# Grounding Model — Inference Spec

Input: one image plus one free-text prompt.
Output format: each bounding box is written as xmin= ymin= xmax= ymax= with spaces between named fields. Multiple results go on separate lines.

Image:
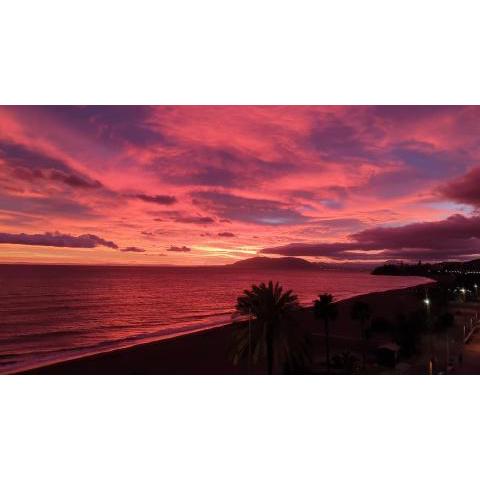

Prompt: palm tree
xmin=313 ymin=294 xmax=338 ymax=373
xmin=230 ymin=281 xmax=310 ymax=374
xmin=350 ymin=301 xmax=371 ymax=370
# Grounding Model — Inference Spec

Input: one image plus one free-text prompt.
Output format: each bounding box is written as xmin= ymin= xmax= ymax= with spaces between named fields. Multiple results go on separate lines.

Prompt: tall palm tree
xmin=313 ymin=294 xmax=338 ymax=373
xmin=230 ymin=281 xmax=310 ymax=374
xmin=350 ymin=300 xmax=371 ymax=370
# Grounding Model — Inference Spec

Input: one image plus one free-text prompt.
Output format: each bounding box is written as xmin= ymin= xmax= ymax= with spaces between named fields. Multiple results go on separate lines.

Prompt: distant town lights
xmin=460 ymin=288 xmax=466 ymax=293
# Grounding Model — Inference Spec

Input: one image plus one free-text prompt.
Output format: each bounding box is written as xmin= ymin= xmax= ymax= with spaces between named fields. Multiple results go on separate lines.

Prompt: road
xmin=457 ymin=327 xmax=480 ymax=374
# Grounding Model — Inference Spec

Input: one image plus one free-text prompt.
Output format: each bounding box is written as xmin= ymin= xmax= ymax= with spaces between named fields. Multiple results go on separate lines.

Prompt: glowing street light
xmin=423 ymin=297 xmax=432 ymax=374
xmin=424 ymin=297 xmax=431 ymax=318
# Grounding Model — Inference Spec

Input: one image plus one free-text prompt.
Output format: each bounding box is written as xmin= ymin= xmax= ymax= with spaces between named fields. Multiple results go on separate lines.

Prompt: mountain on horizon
xmin=230 ymin=256 xmax=322 ymax=270
xmin=234 ymin=256 xmax=480 ymax=275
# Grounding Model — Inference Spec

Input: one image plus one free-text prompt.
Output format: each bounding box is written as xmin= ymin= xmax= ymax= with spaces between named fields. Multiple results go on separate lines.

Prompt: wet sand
xmin=20 ymin=283 xmax=434 ymax=374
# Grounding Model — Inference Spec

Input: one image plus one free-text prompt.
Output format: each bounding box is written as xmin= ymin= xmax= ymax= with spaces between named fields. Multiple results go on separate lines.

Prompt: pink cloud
xmin=1 ymin=106 xmax=480 ymax=264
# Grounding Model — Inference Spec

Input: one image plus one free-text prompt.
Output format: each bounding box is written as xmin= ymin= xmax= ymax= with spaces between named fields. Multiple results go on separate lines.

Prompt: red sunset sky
xmin=1 ymin=105 xmax=480 ymax=265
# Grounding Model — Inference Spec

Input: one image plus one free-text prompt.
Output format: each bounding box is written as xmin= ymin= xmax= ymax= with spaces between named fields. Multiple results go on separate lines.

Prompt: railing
xmin=464 ymin=324 xmax=479 ymax=343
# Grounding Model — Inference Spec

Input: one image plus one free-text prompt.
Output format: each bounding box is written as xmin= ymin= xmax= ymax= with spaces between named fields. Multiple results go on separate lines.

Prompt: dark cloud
xmin=0 ymin=231 xmax=118 ymax=249
xmin=134 ymin=194 xmax=177 ymax=205
xmin=440 ymin=166 xmax=480 ymax=208
xmin=174 ymin=215 xmax=215 ymax=224
xmin=167 ymin=245 xmax=191 ymax=252
xmin=262 ymin=242 xmax=362 ymax=258
xmin=155 ymin=212 xmax=215 ymax=224
xmin=1 ymin=141 xmax=104 ymax=193
xmin=150 ymin=147 xmax=296 ymax=188
xmin=0 ymin=140 xmax=68 ymax=171
xmin=350 ymin=214 xmax=480 ymax=250
xmin=192 ymin=191 xmax=308 ymax=225
xmin=32 ymin=106 xmax=167 ymax=148
xmin=0 ymin=194 xmax=97 ymax=219
xmin=309 ymin=118 xmax=371 ymax=159
xmin=121 ymin=246 xmax=146 ymax=252
xmin=371 ymin=105 xmax=464 ymax=124
xmin=218 ymin=232 xmax=235 ymax=237
xmin=189 ymin=166 xmax=238 ymax=187
xmin=8 ymin=165 xmax=103 ymax=191
xmin=48 ymin=170 xmax=103 ymax=189
xmin=262 ymin=214 xmax=480 ymax=261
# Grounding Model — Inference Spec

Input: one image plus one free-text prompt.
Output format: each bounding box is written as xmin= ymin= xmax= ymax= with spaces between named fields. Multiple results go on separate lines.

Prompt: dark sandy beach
xmin=20 ymin=282 xmax=434 ymax=374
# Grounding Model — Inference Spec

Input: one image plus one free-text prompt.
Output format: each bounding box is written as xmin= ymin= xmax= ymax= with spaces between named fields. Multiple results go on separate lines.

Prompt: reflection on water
xmin=0 ymin=264 xmax=430 ymax=373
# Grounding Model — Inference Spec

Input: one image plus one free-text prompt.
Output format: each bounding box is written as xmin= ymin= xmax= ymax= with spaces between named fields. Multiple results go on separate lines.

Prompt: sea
xmin=0 ymin=264 xmax=431 ymax=373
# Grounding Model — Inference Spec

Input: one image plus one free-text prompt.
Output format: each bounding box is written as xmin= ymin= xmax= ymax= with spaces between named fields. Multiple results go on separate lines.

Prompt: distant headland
xmin=230 ymin=256 xmax=322 ymax=270
xmin=372 ymin=259 xmax=480 ymax=277
xmin=229 ymin=256 xmax=369 ymax=271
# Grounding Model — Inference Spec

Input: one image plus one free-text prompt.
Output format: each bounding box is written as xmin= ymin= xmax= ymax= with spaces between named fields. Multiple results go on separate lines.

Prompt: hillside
xmin=372 ymin=258 xmax=480 ymax=276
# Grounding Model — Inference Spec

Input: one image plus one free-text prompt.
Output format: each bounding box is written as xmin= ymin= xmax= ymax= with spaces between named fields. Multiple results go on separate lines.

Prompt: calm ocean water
xmin=0 ymin=264 xmax=431 ymax=373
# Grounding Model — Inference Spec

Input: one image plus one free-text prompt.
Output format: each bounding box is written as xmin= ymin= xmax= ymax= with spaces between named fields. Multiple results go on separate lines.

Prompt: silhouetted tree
xmin=394 ymin=311 xmax=426 ymax=357
xmin=230 ymin=281 xmax=310 ymax=374
xmin=350 ymin=300 xmax=371 ymax=370
xmin=313 ymin=294 xmax=338 ymax=373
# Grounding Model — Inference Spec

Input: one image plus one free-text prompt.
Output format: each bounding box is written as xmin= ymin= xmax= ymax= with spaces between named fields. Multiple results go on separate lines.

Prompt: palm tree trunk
xmin=428 ymin=331 xmax=434 ymax=375
xmin=266 ymin=327 xmax=274 ymax=374
xmin=445 ymin=332 xmax=449 ymax=374
xmin=325 ymin=318 xmax=330 ymax=373
xmin=361 ymin=319 xmax=366 ymax=371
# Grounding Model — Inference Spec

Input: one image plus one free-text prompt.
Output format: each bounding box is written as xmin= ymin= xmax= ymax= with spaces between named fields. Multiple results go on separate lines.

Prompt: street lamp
xmin=423 ymin=297 xmax=433 ymax=374
xmin=423 ymin=297 xmax=431 ymax=315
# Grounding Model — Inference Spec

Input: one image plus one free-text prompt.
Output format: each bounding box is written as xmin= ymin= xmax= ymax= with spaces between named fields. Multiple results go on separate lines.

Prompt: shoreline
xmin=18 ymin=279 xmax=435 ymax=374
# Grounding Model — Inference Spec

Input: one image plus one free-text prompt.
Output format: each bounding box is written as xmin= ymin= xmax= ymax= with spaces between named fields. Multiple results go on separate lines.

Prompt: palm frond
xmin=229 ymin=281 xmax=310 ymax=373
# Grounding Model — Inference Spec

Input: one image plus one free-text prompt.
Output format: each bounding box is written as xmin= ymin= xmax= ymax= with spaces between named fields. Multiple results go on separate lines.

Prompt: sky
xmin=1 ymin=105 xmax=480 ymax=265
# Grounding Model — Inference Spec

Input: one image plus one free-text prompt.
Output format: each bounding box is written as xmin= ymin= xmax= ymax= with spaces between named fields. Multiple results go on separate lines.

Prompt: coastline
xmin=19 ymin=279 xmax=435 ymax=374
